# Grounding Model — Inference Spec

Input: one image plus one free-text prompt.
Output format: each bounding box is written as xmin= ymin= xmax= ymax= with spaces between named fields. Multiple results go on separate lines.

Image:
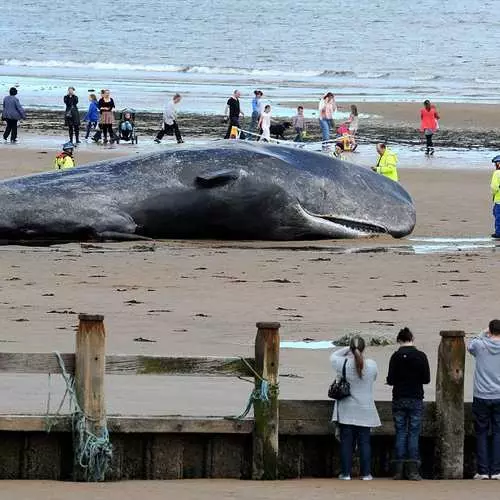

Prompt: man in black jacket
xmin=387 ymin=327 xmax=430 ymax=481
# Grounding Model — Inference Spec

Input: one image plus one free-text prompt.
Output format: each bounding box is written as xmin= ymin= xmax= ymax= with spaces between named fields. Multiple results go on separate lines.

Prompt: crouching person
xmin=330 ymin=336 xmax=381 ymax=480
xmin=54 ymin=142 xmax=75 ymax=170
xmin=387 ymin=327 xmax=430 ymax=480
xmin=468 ymin=319 xmax=500 ymax=480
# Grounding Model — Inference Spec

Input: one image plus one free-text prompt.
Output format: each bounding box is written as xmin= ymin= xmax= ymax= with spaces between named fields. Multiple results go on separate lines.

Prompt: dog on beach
xmin=270 ymin=121 xmax=292 ymax=140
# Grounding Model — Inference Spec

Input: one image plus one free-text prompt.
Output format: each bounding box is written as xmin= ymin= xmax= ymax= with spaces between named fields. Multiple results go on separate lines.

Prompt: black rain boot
xmin=406 ymin=460 xmax=422 ymax=481
xmin=392 ymin=460 xmax=404 ymax=480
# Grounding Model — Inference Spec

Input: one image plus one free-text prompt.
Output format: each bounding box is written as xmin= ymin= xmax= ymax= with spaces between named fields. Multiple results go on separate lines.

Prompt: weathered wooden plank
xmin=0 ymin=352 xmax=75 ymax=374
xmin=0 ymin=352 xmax=255 ymax=377
xmin=0 ymin=432 xmax=22 ymax=478
xmin=206 ymin=435 xmax=247 ymax=478
xmin=105 ymin=355 xmax=255 ymax=377
xmin=148 ymin=435 xmax=184 ymax=479
xmin=23 ymin=433 xmax=62 ymax=479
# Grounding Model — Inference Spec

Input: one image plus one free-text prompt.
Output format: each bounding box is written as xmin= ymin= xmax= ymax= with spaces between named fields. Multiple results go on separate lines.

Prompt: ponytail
xmin=349 ymin=335 xmax=366 ymax=378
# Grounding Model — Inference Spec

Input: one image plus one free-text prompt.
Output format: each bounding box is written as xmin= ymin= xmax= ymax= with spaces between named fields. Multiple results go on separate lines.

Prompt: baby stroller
xmin=117 ymin=108 xmax=138 ymax=144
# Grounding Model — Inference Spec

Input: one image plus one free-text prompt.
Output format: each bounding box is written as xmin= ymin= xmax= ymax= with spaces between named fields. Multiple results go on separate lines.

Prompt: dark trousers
xmin=494 ymin=204 xmax=500 ymax=236
xmin=339 ymin=424 xmax=371 ymax=477
xmin=472 ymin=397 xmax=500 ymax=475
xmin=224 ymin=116 xmax=244 ymax=139
xmin=156 ymin=121 xmax=182 ymax=143
xmin=68 ymin=123 xmax=80 ymax=143
xmin=85 ymin=121 xmax=97 ymax=139
xmin=425 ymin=133 xmax=433 ymax=148
xmin=101 ymin=124 xmax=114 ymax=141
xmin=3 ymin=119 xmax=18 ymax=141
xmin=393 ymin=398 xmax=423 ymax=461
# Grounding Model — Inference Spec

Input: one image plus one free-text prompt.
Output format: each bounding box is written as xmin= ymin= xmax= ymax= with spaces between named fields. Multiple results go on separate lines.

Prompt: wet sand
xmin=1 ymin=479 xmax=499 ymax=500
xmin=0 ymin=146 xmax=497 ymax=417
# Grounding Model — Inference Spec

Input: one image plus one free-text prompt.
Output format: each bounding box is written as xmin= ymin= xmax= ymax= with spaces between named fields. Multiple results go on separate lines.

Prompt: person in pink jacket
xmin=420 ymin=100 xmax=440 ymax=156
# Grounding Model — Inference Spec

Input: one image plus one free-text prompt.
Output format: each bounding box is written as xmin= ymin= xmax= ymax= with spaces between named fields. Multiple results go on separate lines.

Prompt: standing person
xmin=84 ymin=93 xmax=99 ymax=141
xmin=98 ymin=89 xmax=116 ymax=144
xmin=258 ymin=104 xmax=272 ymax=142
xmin=318 ymin=92 xmax=336 ymax=144
xmin=420 ymin=100 xmax=440 ymax=156
xmin=154 ymin=93 xmax=184 ymax=144
xmin=330 ymin=336 xmax=381 ymax=481
xmin=64 ymin=87 xmax=80 ymax=145
xmin=2 ymin=87 xmax=26 ymax=143
xmin=346 ymin=104 xmax=359 ymax=136
xmin=292 ymin=105 xmax=306 ymax=142
xmin=224 ymin=90 xmax=244 ymax=139
xmin=386 ymin=327 xmax=431 ymax=481
xmin=251 ymin=90 xmax=263 ymax=136
xmin=372 ymin=143 xmax=399 ymax=182
xmin=490 ymin=155 xmax=500 ymax=238
xmin=468 ymin=320 xmax=500 ymax=480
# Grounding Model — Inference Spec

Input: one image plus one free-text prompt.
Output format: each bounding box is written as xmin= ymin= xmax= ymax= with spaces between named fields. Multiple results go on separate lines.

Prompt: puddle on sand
xmin=407 ymin=236 xmax=497 ymax=254
xmin=280 ymin=340 xmax=335 ymax=349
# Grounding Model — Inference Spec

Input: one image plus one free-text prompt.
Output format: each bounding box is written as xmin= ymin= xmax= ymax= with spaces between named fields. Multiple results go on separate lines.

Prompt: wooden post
xmin=435 ymin=330 xmax=465 ymax=479
xmin=74 ymin=313 xmax=107 ymax=480
xmin=252 ymin=322 xmax=280 ymax=480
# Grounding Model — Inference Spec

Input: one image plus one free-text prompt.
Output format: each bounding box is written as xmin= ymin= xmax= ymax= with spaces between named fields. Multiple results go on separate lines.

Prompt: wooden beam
xmin=252 ymin=322 xmax=280 ymax=480
xmin=0 ymin=353 xmax=255 ymax=378
xmin=435 ymin=330 xmax=465 ymax=479
xmin=74 ymin=313 xmax=107 ymax=481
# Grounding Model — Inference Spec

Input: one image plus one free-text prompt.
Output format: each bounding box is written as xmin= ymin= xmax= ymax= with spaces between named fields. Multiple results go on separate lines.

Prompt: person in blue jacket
xmin=84 ymin=93 xmax=100 ymax=140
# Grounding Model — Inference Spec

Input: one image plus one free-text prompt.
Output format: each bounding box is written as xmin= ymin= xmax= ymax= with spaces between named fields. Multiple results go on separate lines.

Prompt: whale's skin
xmin=0 ymin=142 xmax=416 ymax=243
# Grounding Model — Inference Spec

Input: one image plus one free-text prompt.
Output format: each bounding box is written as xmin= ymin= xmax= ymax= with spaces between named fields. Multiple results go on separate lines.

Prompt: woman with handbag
xmin=330 ymin=336 xmax=381 ymax=481
xmin=64 ymin=87 xmax=80 ymax=144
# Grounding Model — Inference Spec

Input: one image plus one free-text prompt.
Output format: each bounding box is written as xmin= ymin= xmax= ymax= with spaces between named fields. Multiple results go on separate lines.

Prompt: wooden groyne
xmin=0 ymin=316 xmax=474 ymax=481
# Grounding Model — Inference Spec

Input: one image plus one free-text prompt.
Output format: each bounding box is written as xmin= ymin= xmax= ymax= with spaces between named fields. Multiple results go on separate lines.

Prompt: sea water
xmin=1 ymin=0 xmax=500 ymax=114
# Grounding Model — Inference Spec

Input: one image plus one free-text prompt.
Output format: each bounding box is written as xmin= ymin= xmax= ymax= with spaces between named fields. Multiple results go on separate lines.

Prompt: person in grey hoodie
xmin=2 ymin=87 xmax=26 ymax=143
xmin=468 ymin=319 xmax=500 ymax=480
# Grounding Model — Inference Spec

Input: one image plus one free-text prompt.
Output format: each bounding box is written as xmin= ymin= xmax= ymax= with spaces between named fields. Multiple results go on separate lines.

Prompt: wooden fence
xmin=0 ymin=315 xmax=469 ymax=481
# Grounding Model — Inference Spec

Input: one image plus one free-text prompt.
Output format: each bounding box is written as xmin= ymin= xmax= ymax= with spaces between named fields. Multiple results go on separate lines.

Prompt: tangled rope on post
xmin=226 ymin=357 xmax=279 ymax=420
xmin=46 ymin=352 xmax=112 ymax=482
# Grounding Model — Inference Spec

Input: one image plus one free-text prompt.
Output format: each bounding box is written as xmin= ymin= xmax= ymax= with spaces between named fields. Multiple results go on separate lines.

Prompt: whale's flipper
xmin=195 ymin=169 xmax=241 ymax=188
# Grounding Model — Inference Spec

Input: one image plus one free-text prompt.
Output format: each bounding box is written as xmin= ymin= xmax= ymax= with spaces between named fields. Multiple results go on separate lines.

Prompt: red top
xmin=420 ymin=107 xmax=439 ymax=132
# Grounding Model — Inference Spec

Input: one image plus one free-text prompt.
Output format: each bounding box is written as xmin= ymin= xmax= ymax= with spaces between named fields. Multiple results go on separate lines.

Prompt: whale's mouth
xmin=318 ymin=215 xmax=388 ymax=235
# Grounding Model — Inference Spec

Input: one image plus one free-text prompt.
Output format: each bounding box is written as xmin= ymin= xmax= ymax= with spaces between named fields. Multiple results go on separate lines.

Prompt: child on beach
xmin=84 ymin=93 xmax=99 ymax=140
xmin=53 ymin=142 xmax=75 ymax=170
xmin=258 ymin=104 xmax=272 ymax=142
xmin=292 ymin=105 xmax=306 ymax=142
xmin=331 ymin=142 xmax=346 ymax=160
xmin=346 ymin=104 xmax=359 ymax=135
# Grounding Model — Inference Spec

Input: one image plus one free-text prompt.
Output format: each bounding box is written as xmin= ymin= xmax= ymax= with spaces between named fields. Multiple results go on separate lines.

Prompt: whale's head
xmin=189 ymin=143 xmax=416 ymax=240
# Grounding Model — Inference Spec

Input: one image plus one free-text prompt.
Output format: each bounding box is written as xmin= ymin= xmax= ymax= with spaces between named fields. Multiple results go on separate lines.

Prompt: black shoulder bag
xmin=328 ymin=358 xmax=351 ymax=400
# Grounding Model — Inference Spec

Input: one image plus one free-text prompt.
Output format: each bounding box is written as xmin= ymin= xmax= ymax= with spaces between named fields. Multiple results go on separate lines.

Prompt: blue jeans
xmin=392 ymin=398 xmax=423 ymax=461
xmin=493 ymin=204 xmax=500 ymax=236
xmin=472 ymin=397 xmax=500 ymax=475
xmin=319 ymin=118 xmax=330 ymax=141
xmin=339 ymin=424 xmax=371 ymax=477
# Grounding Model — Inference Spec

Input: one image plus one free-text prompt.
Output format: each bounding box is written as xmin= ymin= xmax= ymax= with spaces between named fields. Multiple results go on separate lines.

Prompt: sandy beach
xmin=1 ymin=479 xmax=500 ymax=500
xmin=7 ymin=100 xmax=500 ymax=149
xmin=0 ymin=144 xmax=497 ymax=418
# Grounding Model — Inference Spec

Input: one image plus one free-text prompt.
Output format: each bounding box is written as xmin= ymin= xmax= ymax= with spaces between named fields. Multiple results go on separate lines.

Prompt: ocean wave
xmin=0 ymin=58 xmax=319 ymax=79
xmin=474 ymin=78 xmax=500 ymax=85
xmin=319 ymin=70 xmax=356 ymax=77
xmin=356 ymin=72 xmax=391 ymax=79
xmin=410 ymin=75 xmax=442 ymax=81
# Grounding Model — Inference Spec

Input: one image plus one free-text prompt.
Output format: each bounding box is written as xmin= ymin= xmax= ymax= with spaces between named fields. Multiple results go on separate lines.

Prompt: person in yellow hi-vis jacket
xmin=491 ymin=155 xmax=500 ymax=238
xmin=54 ymin=142 xmax=75 ymax=170
xmin=372 ymin=143 xmax=399 ymax=182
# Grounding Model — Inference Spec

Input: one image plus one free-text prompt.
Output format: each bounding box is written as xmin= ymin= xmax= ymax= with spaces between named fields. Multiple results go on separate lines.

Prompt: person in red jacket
xmin=420 ymin=100 xmax=440 ymax=156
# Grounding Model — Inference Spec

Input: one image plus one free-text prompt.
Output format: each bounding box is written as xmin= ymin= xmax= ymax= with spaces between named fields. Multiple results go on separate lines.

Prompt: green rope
xmin=46 ymin=352 xmax=112 ymax=482
xmin=226 ymin=358 xmax=279 ymax=420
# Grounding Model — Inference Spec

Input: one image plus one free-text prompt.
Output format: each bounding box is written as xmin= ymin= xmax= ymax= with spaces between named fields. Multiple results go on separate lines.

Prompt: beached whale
xmin=0 ymin=142 xmax=415 ymax=243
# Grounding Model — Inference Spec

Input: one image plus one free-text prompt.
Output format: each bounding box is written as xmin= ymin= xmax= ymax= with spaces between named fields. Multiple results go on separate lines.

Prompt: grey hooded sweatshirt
xmin=468 ymin=333 xmax=500 ymax=399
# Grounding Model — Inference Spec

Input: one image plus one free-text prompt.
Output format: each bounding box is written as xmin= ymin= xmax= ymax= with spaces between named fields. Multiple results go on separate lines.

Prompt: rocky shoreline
xmin=17 ymin=109 xmax=500 ymax=150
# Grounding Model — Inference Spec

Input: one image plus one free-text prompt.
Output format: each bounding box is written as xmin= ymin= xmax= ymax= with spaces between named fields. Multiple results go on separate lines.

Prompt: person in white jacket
xmin=330 ymin=336 xmax=381 ymax=480
xmin=155 ymin=93 xmax=184 ymax=144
